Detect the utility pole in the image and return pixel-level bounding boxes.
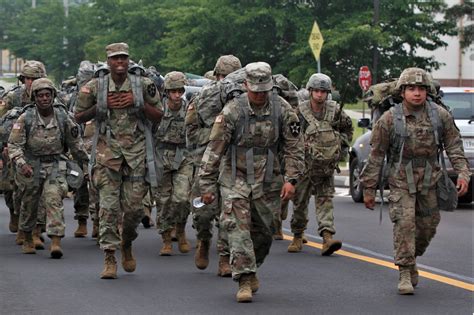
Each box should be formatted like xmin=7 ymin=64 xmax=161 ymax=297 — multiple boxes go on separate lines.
xmin=372 ymin=0 xmax=380 ymax=84
xmin=32 ymin=0 xmax=36 ymax=8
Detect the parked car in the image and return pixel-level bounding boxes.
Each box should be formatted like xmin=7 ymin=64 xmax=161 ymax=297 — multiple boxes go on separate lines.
xmin=349 ymin=87 xmax=474 ymax=204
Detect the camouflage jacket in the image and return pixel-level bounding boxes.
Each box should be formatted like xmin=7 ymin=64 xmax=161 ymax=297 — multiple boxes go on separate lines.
xmin=75 ymin=74 xmax=162 ymax=171
xmin=8 ymin=104 xmax=88 ymax=168
xmin=360 ymin=102 xmax=471 ymax=197
xmin=199 ymin=93 xmax=304 ymax=199
xmin=1 ymin=85 xmax=30 ymax=117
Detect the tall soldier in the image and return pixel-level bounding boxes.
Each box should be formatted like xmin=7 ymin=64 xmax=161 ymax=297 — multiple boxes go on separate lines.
xmin=360 ymin=68 xmax=470 ymax=294
xmin=288 ymin=73 xmax=353 ymax=255
xmin=2 ymin=60 xmax=47 ymax=245
xmin=186 ymin=55 xmax=241 ymax=276
xmin=155 ymin=71 xmax=193 ymax=256
xmin=75 ymin=43 xmax=163 ymax=279
xmin=8 ymin=78 xmax=88 ymax=258
xmin=199 ymin=62 xmax=304 ymax=302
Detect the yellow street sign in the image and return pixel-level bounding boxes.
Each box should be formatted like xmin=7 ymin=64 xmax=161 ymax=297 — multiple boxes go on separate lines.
xmin=308 ymin=21 xmax=324 ymax=61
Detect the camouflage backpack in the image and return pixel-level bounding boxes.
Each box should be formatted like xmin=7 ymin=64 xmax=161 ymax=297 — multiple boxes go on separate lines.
xmin=298 ymin=100 xmax=341 ymax=176
xmin=0 ymin=107 xmax=26 ymax=146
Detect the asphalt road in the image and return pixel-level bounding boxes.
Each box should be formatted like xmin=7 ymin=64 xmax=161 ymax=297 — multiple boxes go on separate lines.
xmin=0 ymin=192 xmax=472 ymax=315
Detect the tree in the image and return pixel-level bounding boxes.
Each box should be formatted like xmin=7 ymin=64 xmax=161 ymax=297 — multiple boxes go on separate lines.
xmin=445 ymin=1 xmax=473 ymax=50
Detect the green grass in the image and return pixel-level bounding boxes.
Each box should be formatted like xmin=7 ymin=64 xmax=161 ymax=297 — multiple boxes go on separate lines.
xmin=1 ymin=77 xmax=17 ymax=83
xmin=351 ymin=118 xmax=365 ymax=145
xmin=344 ymin=101 xmax=368 ymax=111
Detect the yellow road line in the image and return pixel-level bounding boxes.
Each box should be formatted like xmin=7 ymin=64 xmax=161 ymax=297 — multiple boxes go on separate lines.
xmin=282 ymin=234 xmax=474 ymax=291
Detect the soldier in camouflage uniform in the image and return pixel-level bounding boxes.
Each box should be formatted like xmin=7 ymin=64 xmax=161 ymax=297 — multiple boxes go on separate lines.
xmin=186 ymin=55 xmax=242 ymax=276
xmin=360 ymin=68 xmax=470 ymax=295
xmin=8 ymin=78 xmax=88 ymax=258
xmin=199 ymin=62 xmax=304 ymax=302
xmin=155 ymin=71 xmax=192 ymax=256
xmin=61 ymin=60 xmax=97 ymax=238
xmin=75 ymin=43 xmax=163 ymax=279
xmin=2 ymin=60 xmax=47 ymax=245
xmin=288 ymin=73 xmax=353 ymax=256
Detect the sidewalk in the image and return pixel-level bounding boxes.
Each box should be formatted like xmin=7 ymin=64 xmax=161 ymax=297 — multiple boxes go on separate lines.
xmin=335 ymin=164 xmax=349 ymax=188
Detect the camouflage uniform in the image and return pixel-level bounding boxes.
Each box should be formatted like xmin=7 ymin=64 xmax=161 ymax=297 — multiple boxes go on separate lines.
xmin=290 ymin=100 xmax=353 ymax=235
xmin=155 ymin=72 xmax=192 ymax=239
xmin=186 ymin=55 xmax=241 ymax=270
xmin=199 ymin=62 xmax=304 ymax=282
xmin=8 ymin=79 xmax=87 ymax=242
xmin=360 ymin=68 xmax=470 ymax=294
xmin=75 ymin=45 xmax=162 ymax=252
xmin=2 ymin=61 xmax=47 ymax=235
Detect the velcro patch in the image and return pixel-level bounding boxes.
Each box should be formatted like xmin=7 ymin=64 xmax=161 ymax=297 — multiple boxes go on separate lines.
xmin=215 ymin=115 xmax=223 ymax=123
xmin=13 ymin=123 xmax=21 ymax=130
xmin=289 ymin=121 xmax=301 ymax=137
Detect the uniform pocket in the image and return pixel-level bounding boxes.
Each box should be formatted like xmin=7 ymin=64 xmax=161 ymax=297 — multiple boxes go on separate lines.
xmin=388 ymin=192 xmax=403 ymax=223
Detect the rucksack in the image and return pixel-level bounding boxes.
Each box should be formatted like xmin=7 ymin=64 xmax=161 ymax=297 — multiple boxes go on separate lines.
xmin=298 ymin=100 xmax=341 ymax=176
xmin=0 ymin=107 xmax=26 ymax=145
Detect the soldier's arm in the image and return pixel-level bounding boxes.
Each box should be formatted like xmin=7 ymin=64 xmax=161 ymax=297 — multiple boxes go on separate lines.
xmin=440 ymin=108 xmax=471 ymax=183
xmin=281 ymin=103 xmax=305 ymax=182
xmin=143 ymin=78 xmax=163 ymax=123
xmin=198 ymin=104 xmax=235 ymax=196
xmin=7 ymin=114 xmax=27 ymax=167
xmin=75 ymin=80 xmax=97 ymax=123
xmin=184 ymin=97 xmax=199 ymax=148
xmin=360 ymin=115 xmax=391 ymax=198
xmin=65 ymin=116 xmax=89 ymax=163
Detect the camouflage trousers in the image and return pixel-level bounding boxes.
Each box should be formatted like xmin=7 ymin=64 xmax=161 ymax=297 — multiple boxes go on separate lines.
xmin=73 ymin=179 xmax=89 ymax=220
xmin=155 ymin=161 xmax=192 ymax=234
xmin=388 ymin=188 xmax=440 ymax=267
xmin=290 ymin=175 xmax=336 ymax=236
xmin=92 ymin=161 xmax=148 ymax=251
xmin=191 ymin=178 xmax=229 ymax=256
xmin=274 ymin=199 xmax=289 ymax=233
xmin=15 ymin=164 xmax=68 ymax=236
xmin=220 ymin=186 xmax=278 ymax=280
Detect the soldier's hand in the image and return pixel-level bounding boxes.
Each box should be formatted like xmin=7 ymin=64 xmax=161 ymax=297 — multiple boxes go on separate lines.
xmin=456 ymin=178 xmax=468 ymax=197
xmin=280 ymin=182 xmax=295 ymax=201
xmin=20 ymin=164 xmax=33 ymax=178
xmin=119 ymin=91 xmax=135 ymax=108
xmin=364 ymin=195 xmax=375 ymax=210
xmin=107 ymin=92 xmax=122 ymax=108
xmin=202 ymin=193 xmax=215 ymax=205
xmin=2 ymin=146 xmax=8 ymax=160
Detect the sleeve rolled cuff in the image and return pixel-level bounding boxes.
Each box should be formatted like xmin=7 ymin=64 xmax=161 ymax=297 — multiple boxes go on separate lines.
xmin=363 ymin=189 xmax=376 ymax=198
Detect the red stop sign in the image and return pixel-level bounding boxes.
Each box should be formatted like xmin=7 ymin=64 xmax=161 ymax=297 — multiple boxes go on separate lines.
xmin=358 ymin=66 xmax=372 ymax=92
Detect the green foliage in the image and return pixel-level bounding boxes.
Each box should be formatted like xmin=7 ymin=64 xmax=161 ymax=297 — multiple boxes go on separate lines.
xmin=445 ymin=2 xmax=473 ymax=49
xmin=1 ymin=0 xmax=457 ymax=100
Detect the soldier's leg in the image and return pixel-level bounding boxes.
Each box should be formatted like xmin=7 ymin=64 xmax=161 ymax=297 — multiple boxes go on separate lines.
xmin=141 ymin=189 xmax=154 ymax=228
xmin=251 ymin=190 xmax=279 ymax=267
xmin=156 ymin=169 xmax=174 ymax=255
xmin=88 ymin=182 xmax=100 ymax=238
xmin=93 ymin=165 xmax=122 ymax=251
xmin=172 ymin=163 xmax=192 ymax=253
xmin=389 ymin=189 xmax=416 ymax=294
xmin=15 ymin=172 xmax=42 ymax=254
xmin=4 ymin=189 xmax=17 ymax=233
xmin=414 ymin=189 xmax=441 ymax=257
xmin=73 ymin=180 xmax=89 ymax=237
xmin=273 ymin=199 xmax=287 ymax=240
xmin=12 ymin=183 xmax=25 ymax=245
xmin=314 ymin=176 xmax=336 ymax=235
xmin=220 ymin=187 xmax=255 ymax=279
xmin=121 ymin=162 xmax=148 ymax=272
xmin=288 ymin=175 xmax=312 ymax=252
xmin=42 ymin=172 xmax=68 ymax=258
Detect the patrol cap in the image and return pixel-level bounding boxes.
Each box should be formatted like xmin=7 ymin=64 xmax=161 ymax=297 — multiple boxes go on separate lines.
xmin=106 ymin=42 xmax=129 ymax=58
xmin=245 ymin=62 xmax=273 ymax=92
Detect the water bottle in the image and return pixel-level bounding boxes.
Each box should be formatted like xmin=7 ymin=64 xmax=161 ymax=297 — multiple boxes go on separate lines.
xmin=192 ymin=197 xmax=206 ymax=209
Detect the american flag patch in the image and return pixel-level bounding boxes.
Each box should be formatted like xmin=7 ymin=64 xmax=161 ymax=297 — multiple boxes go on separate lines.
xmin=80 ymin=86 xmax=91 ymax=94
xmin=13 ymin=123 xmax=21 ymax=130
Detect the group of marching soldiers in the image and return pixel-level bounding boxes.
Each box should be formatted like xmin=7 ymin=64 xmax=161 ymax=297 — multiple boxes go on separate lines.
xmin=0 ymin=42 xmax=469 ymax=303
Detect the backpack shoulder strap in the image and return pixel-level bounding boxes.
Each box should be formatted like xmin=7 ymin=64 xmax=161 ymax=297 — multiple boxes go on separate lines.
xmin=427 ymin=101 xmax=443 ymax=147
xmin=324 ymin=100 xmax=337 ymax=122
xmin=298 ymin=101 xmax=320 ymax=130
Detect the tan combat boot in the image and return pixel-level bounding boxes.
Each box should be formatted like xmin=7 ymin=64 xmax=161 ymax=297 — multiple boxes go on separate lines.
xmin=121 ymin=241 xmax=136 ymax=272
xmin=250 ymin=273 xmax=259 ymax=293
xmin=287 ymin=235 xmax=303 ymax=253
xmin=273 ymin=221 xmax=283 ymax=240
xmin=100 ymin=250 xmax=117 ymax=279
xmin=194 ymin=239 xmax=210 ymax=269
xmin=160 ymin=230 xmax=173 ymax=256
xmin=321 ymin=231 xmax=342 ymax=256
xmin=74 ymin=218 xmax=88 ymax=238
xmin=32 ymin=226 xmax=45 ymax=250
xmin=398 ymin=266 xmax=414 ymax=294
xmin=9 ymin=211 xmax=18 ymax=233
xmin=16 ymin=230 xmax=25 ymax=245
xmin=50 ymin=236 xmax=63 ymax=259
xmin=22 ymin=231 xmax=36 ymax=254
xmin=236 ymin=274 xmax=253 ymax=303
xmin=217 ymin=255 xmax=232 ymax=277
xmin=302 ymin=233 xmax=308 ymax=244
xmin=410 ymin=264 xmax=419 ymax=287
xmin=176 ymin=223 xmax=190 ymax=253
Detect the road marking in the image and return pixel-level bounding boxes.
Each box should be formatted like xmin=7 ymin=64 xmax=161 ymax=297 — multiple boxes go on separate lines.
xmin=282 ymin=233 xmax=474 ymax=292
